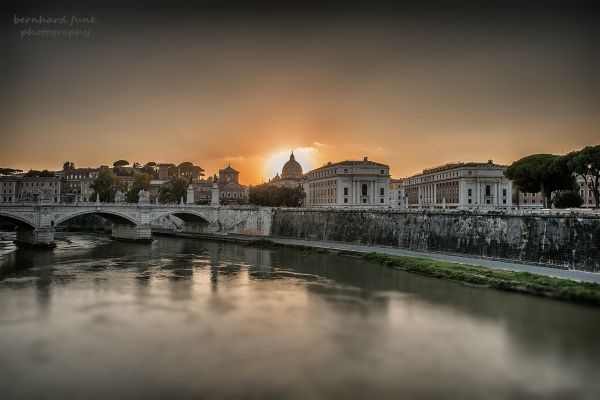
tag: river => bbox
[1,232,599,399]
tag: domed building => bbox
[268,151,304,188]
[281,152,303,179]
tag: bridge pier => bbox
[181,222,210,234]
[15,227,56,249]
[111,224,153,243]
[180,220,223,234]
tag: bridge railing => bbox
[0,201,264,210]
[1,201,598,217]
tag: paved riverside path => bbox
[153,230,600,283]
[266,237,600,284]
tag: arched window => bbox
[485,185,491,196]
[362,184,368,196]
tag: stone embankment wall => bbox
[270,209,600,272]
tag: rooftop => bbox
[309,157,388,173]
[420,160,507,176]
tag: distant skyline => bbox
[2,1,599,184]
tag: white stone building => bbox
[389,178,405,209]
[303,157,390,208]
[400,160,513,210]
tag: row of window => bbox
[467,187,508,197]
[65,174,95,179]
[310,197,387,205]
[308,168,387,180]
[309,179,336,188]
[18,182,60,187]
[221,192,244,198]
[467,198,508,205]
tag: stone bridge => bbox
[0,203,272,248]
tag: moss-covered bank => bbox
[246,239,600,307]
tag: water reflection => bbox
[0,233,599,399]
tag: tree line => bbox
[89,171,190,204]
[506,145,600,209]
[248,184,304,207]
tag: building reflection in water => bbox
[1,231,600,400]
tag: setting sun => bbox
[263,148,317,182]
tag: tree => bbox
[132,162,141,169]
[553,191,583,209]
[24,169,55,177]
[90,171,126,202]
[166,164,178,178]
[505,154,576,208]
[158,177,188,204]
[0,168,23,176]
[63,161,75,170]
[140,163,158,178]
[126,173,152,203]
[566,145,600,209]
[113,160,129,167]
[177,162,204,179]
[249,184,304,207]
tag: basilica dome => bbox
[281,152,303,179]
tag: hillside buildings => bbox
[397,160,513,210]
[1,175,62,203]
[303,157,390,207]
[2,154,596,210]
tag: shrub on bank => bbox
[363,253,600,306]
[247,239,600,306]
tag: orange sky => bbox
[2,5,598,185]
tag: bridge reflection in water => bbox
[1,234,600,398]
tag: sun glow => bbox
[263,147,316,182]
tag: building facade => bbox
[0,175,62,203]
[218,165,248,204]
[400,160,513,209]
[59,168,104,203]
[0,176,19,203]
[578,176,598,208]
[389,178,404,209]
[303,157,390,208]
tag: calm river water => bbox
[1,232,599,399]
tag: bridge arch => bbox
[0,212,36,229]
[150,210,212,225]
[54,209,138,227]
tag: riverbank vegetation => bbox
[507,144,600,209]
[247,240,600,306]
[248,185,304,207]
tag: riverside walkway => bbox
[268,237,600,284]
[153,230,600,284]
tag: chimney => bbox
[363,156,368,162]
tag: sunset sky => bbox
[2,1,599,184]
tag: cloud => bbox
[295,146,317,153]
[221,155,246,162]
